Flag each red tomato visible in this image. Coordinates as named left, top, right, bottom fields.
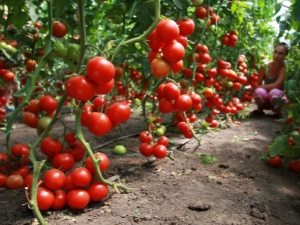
left=139, top=131, right=153, bottom=143
left=288, top=161, right=300, bottom=173
left=63, top=174, right=78, bottom=191
left=0, top=172, right=7, bottom=187
left=10, top=144, right=30, bottom=165
left=22, top=111, right=39, bottom=128
left=87, top=112, right=112, bottom=136
left=157, top=136, right=169, bottom=146
left=28, top=99, right=41, bottom=113
left=39, top=95, right=58, bottom=113
left=269, top=156, right=282, bottom=167
left=92, top=96, right=106, bottom=111
left=146, top=29, right=165, bottom=50
left=12, top=166, right=29, bottom=178
left=151, top=58, right=171, bottom=78
left=52, top=153, right=75, bottom=172
left=107, top=102, right=131, bottom=124
left=85, top=152, right=110, bottom=173
left=37, top=187, right=55, bottom=210
left=65, top=75, right=96, bottom=101
left=155, top=19, right=179, bottom=44
left=71, top=167, right=92, bottom=187
left=86, top=56, right=115, bottom=85
left=6, top=174, right=24, bottom=189
left=52, top=21, right=68, bottom=38
left=65, top=132, right=77, bottom=144
left=87, top=182, right=108, bottom=202
left=67, top=189, right=90, bottom=210
left=159, top=98, right=174, bottom=114
left=40, top=137, right=63, bottom=157
left=139, top=143, right=154, bottom=157
left=163, top=83, right=180, bottom=101
left=24, top=173, right=37, bottom=189
left=65, top=142, right=86, bottom=162
left=194, top=7, right=206, bottom=19
left=51, top=190, right=67, bottom=210
left=171, top=60, right=183, bottom=74
left=162, top=41, right=185, bottom=63
left=177, top=18, right=195, bottom=36
left=94, top=78, right=115, bottom=94
left=177, top=122, right=189, bottom=133
left=152, top=145, right=168, bottom=159
left=174, top=94, right=192, bottom=112
left=4, top=71, right=15, bottom=82
left=43, top=168, right=66, bottom=190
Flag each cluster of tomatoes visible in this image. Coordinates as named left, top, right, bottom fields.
left=194, top=5, right=221, bottom=27
left=139, top=130, right=169, bottom=159
left=0, top=133, right=110, bottom=211
left=79, top=96, right=131, bottom=136
left=147, top=17, right=195, bottom=78
left=22, top=95, right=58, bottom=134
left=0, top=60, right=16, bottom=86
left=221, top=30, right=239, bottom=47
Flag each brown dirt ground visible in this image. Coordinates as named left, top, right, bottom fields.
left=0, top=106, right=300, bottom=225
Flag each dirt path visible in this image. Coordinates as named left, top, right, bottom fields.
left=0, top=108, right=300, bottom=225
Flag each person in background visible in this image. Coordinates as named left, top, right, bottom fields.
left=249, top=42, right=290, bottom=119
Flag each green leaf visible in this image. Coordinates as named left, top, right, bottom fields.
left=275, top=3, right=282, bottom=15
left=294, top=1, right=300, bottom=21
left=26, top=0, right=38, bottom=21
left=269, top=135, right=288, bottom=157
left=290, top=133, right=300, bottom=146
left=284, top=79, right=296, bottom=96
left=172, top=0, right=182, bottom=9
left=7, top=11, right=28, bottom=29
left=13, top=81, right=31, bottom=97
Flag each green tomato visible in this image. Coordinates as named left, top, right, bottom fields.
left=113, top=145, right=127, bottom=155
left=155, top=128, right=165, bottom=137
left=37, top=116, right=53, bottom=131
left=5, top=45, right=17, bottom=54
left=112, top=16, right=123, bottom=25
left=191, top=0, right=203, bottom=6
left=227, top=81, right=233, bottom=88
left=0, top=42, right=8, bottom=49
left=53, top=41, right=68, bottom=58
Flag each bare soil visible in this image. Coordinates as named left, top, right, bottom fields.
left=1, top=106, right=300, bottom=225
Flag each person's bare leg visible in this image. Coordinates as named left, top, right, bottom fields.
left=254, top=97, right=265, bottom=111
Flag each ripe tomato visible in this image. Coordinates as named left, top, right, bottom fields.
left=269, top=156, right=282, bottom=167
left=162, top=41, right=185, bottom=63
left=6, top=174, right=24, bottom=189
left=67, top=189, right=90, bottom=210
left=24, top=173, right=39, bottom=189
left=146, top=29, right=165, bottom=50
left=151, top=58, right=171, bottom=78
left=37, top=187, right=55, bottom=210
left=52, top=153, right=75, bottom=172
left=94, top=78, right=114, bottom=94
left=22, top=111, right=39, bottom=128
left=0, top=153, right=9, bottom=171
left=159, top=98, right=174, bottom=114
left=40, top=137, right=63, bottom=157
left=163, top=82, right=180, bottom=101
left=65, top=76, right=96, bottom=101
left=174, top=94, right=192, bottom=112
left=85, top=152, right=110, bottom=173
left=10, top=144, right=30, bottom=165
left=157, top=136, right=169, bottom=146
left=63, top=173, right=78, bottom=191
left=139, top=131, right=153, bottom=143
left=288, top=161, right=300, bottom=173
left=171, top=60, right=184, bottom=74
left=39, top=95, right=58, bottom=113
left=155, top=19, right=179, bottom=44
left=4, top=71, right=15, bottom=82
left=194, top=6, right=207, bottom=19
left=52, top=21, right=68, bottom=38
left=139, top=143, right=154, bottom=157
left=51, top=190, right=67, bottom=210
left=71, top=167, right=92, bottom=187
left=177, top=122, right=189, bottom=133
left=87, top=112, right=112, bottom=136
left=152, top=145, right=168, bottom=159
left=12, top=166, right=29, bottom=178
left=107, top=102, right=131, bottom=124
left=28, top=99, right=41, bottom=113
left=203, top=88, right=214, bottom=98
left=65, top=142, right=86, bottom=162
left=0, top=172, right=7, bottom=187
left=285, top=117, right=293, bottom=125
left=177, top=18, right=195, bottom=36
left=43, top=168, right=66, bottom=191
left=65, top=132, right=77, bottom=144
left=87, top=182, right=109, bottom=202
left=86, top=56, right=115, bottom=85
